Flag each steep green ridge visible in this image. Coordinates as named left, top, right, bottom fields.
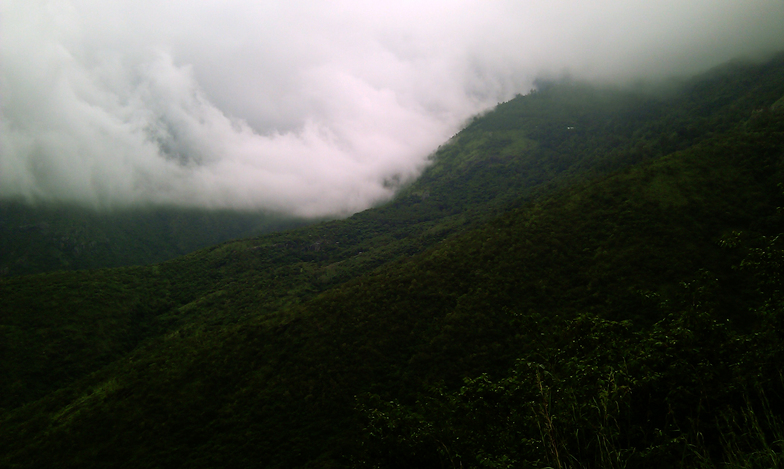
left=400, top=54, right=784, bottom=215
left=1, top=55, right=784, bottom=468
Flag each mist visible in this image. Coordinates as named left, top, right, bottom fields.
left=3, top=1, right=784, bottom=217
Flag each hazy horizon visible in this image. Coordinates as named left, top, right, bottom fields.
left=3, top=0, right=784, bottom=217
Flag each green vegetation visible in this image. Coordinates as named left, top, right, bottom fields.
left=0, top=203, right=306, bottom=276
left=1, top=54, right=784, bottom=468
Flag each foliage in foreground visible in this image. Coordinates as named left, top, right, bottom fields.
left=357, top=278, right=784, bottom=468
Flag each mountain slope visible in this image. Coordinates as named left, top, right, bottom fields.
left=0, top=203, right=306, bottom=277
left=3, top=106, right=782, bottom=468
left=1, top=55, right=784, bottom=468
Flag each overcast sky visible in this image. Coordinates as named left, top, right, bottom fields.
left=2, top=1, right=784, bottom=217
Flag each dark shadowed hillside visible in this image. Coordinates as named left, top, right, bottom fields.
left=0, top=202, right=307, bottom=277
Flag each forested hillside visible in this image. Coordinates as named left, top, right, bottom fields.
left=1, top=54, right=784, bottom=468
left=0, top=202, right=305, bottom=276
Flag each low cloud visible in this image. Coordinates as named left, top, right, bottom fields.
left=3, top=0, right=784, bottom=217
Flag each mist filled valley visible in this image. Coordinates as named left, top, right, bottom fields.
left=4, top=2, right=784, bottom=468
left=2, top=53, right=784, bottom=467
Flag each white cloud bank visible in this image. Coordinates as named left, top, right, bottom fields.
left=2, top=0, right=784, bottom=216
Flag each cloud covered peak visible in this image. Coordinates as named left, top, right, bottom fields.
left=3, top=0, right=784, bottom=217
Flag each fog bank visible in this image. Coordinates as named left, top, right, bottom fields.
left=3, top=1, right=783, bottom=216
